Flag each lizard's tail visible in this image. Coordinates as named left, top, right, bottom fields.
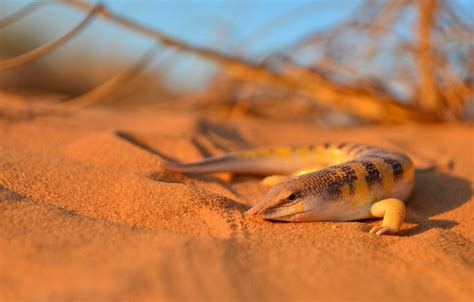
left=161, top=154, right=242, bottom=174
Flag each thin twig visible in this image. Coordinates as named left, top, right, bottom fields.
left=435, top=54, right=473, bottom=117
left=61, top=43, right=161, bottom=110
left=366, top=0, right=407, bottom=34
left=0, top=1, right=51, bottom=28
left=234, top=1, right=360, bottom=55
left=0, top=4, right=100, bottom=71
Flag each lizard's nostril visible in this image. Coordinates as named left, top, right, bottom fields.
left=246, top=205, right=260, bottom=216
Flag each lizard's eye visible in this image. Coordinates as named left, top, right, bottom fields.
left=288, top=193, right=298, bottom=201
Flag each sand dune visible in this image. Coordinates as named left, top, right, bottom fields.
left=0, top=94, right=472, bottom=301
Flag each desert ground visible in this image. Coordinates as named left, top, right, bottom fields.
left=0, top=92, right=473, bottom=301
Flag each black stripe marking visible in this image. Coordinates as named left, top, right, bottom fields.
left=354, top=145, right=374, bottom=157
left=383, top=158, right=404, bottom=181
left=347, top=144, right=362, bottom=155
left=339, top=165, right=358, bottom=196
left=360, top=160, right=382, bottom=187
left=309, top=165, right=358, bottom=198
left=337, top=142, right=348, bottom=149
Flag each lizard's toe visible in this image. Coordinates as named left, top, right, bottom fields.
left=369, top=226, right=396, bottom=235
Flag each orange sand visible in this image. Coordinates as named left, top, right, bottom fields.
left=0, top=93, right=473, bottom=301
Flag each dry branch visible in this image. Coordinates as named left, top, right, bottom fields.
left=61, top=0, right=434, bottom=123
left=416, top=0, right=442, bottom=114
left=2, top=0, right=469, bottom=123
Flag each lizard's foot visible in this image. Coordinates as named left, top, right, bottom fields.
left=370, top=198, right=406, bottom=235
left=369, top=226, right=396, bottom=235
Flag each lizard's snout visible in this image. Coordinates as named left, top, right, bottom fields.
left=246, top=197, right=305, bottom=221
left=246, top=201, right=267, bottom=216
left=246, top=179, right=306, bottom=221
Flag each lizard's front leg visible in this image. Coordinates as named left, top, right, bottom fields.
left=369, top=198, right=406, bottom=235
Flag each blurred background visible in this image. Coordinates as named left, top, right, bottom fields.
left=0, top=0, right=473, bottom=126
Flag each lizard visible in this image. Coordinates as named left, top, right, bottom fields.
left=161, top=142, right=415, bottom=235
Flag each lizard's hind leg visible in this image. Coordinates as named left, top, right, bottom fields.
left=369, top=198, right=406, bottom=235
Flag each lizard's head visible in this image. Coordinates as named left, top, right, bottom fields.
left=247, top=175, right=321, bottom=222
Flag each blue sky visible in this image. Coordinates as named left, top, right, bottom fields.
left=1, top=0, right=361, bottom=90
left=104, top=0, right=360, bottom=54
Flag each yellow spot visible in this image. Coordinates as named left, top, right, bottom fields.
left=314, top=146, right=325, bottom=161
left=275, top=147, right=292, bottom=158
left=340, top=184, right=351, bottom=200
left=298, top=146, right=309, bottom=157
left=259, top=148, right=271, bottom=158
left=330, top=148, right=347, bottom=165
left=312, top=145, right=348, bottom=167
left=243, top=150, right=259, bottom=159
left=353, top=178, right=370, bottom=207
left=261, top=175, right=287, bottom=186
left=349, top=162, right=370, bottom=207
left=293, top=202, right=304, bottom=213
left=292, top=165, right=323, bottom=176
left=330, top=148, right=342, bottom=157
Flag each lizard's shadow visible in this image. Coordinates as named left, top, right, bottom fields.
left=400, top=170, right=471, bottom=236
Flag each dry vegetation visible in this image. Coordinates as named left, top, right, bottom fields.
left=0, top=0, right=472, bottom=125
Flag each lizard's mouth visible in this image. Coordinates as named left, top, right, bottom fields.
left=247, top=200, right=305, bottom=221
